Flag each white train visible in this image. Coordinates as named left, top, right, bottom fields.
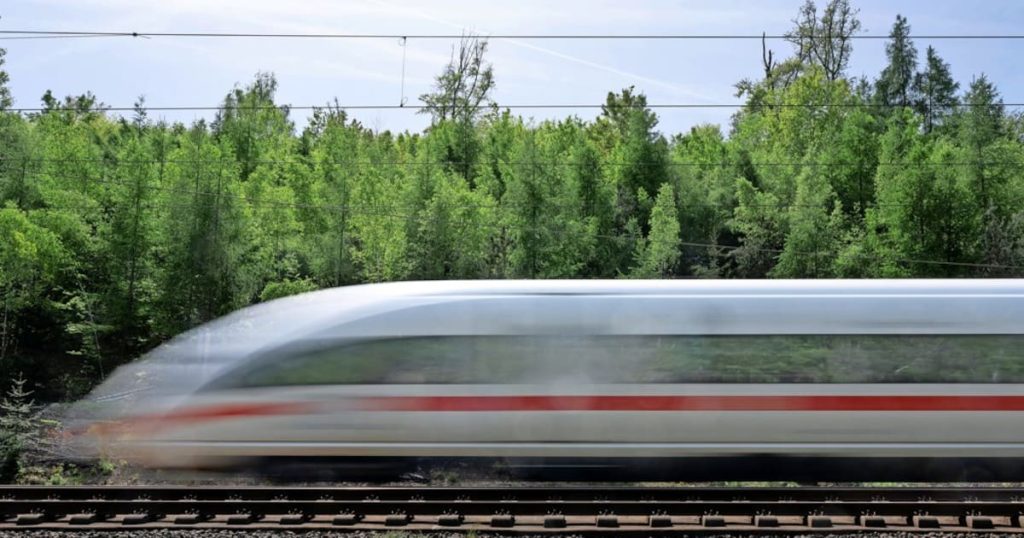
left=73, top=279, right=1024, bottom=481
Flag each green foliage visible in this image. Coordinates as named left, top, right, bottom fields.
left=413, top=171, right=495, bottom=279
left=630, top=183, right=681, bottom=278
left=212, top=72, right=294, bottom=180
left=2, top=3, right=1024, bottom=404
left=502, top=123, right=598, bottom=278
left=0, top=203, right=67, bottom=368
left=0, top=375, right=35, bottom=482
left=601, top=87, right=670, bottom=224
left=260, top=278, right=318, bottom=302
left=771, top=164, right=843, bottom=278
left=0, top=48, right=12, bottom=111
left=153, top=127, right=250, bottom=336
left=419, top=34, right=495, bottom=125
left=912, top=46, right=959, bottom=133
left=785, top=0, right=861, bottom=81
left=729, top=178, right=785, bottom=277
left=875, top=14, right=917, bottom=108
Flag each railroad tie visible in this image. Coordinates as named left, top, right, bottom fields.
left=437, top=513, right=463, bottom=526
left=332, top=513, right=360, bottom=526
left=385, top=513, right=411, bottom=526
left=859, top=515, right=887, bottom=528
left=913, top=515, right=942, bottom=528
left=226, top=512, right=263, bottom=525
left=122, top=512, right=161, bottom=525
left=279, top=512, right=313, bottom=525
left=69, top=512, right=107, bottom=525
left=15, top=513, right=49, bottom=526
left=173, top=513, right=212, bottom=524
left=964, top=515, right=995, bottom=529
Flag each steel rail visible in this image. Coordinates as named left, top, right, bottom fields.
left=2, top=485, right=1024, bottom=532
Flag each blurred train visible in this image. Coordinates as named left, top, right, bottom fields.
left=70, top=279, right=1024, bottom=481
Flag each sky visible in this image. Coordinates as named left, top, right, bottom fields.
left=2, top=0, right=1023, bottom=136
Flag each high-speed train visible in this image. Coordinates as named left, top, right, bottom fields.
left=72, top=279, right=1024, bottom=481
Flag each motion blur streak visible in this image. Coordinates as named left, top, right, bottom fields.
left=113, top=394, right=1024, bottom=435
left=354, top=394, right=1024, bottom=412
left=121, top=401, right=316, bottom=432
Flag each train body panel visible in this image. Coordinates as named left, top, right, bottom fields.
left=71, top=280, right=1024, bottom=480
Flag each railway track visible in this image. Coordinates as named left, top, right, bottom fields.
left=3, top=485, right=1024, bottom=533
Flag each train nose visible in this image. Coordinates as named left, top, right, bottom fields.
left=61, top=421, right=113, bottom=462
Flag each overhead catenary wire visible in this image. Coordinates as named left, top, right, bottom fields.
left=6, top=102, right=1020, bottom=112
left=0, top=34, right=132, bottom=41
left=3, top=29, right=1024, bottom=40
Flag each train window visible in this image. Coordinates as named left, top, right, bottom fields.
left=215, top=334, right=1024, bottom=388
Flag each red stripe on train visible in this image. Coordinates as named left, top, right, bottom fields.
left=102, top=395, right=1024, bottom=434
left=102, top=401, right=315, bottom=434
left=355, top=395, right=1024, bottom=412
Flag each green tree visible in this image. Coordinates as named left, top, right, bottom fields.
left=959, top=75, right=1005, bottom=207
left=0, top=113, right=35, bottom=209
left=599, top=88, right=670, bottom=231
left=98, top=134, right=157, bottom=357
left=418, top=33, right=495, bottom=182
left=0, top=204, right=66, bottom=364
left=785, top=0, right=861, bottom=81
left=630, top=183, right=681, bottom=278
left=419, top=34, right=495, bottom=124
left=347, top=133, right=410, bottom=282
left=304, top=107, right=360, bottom=287
left=771, top=164, right=843, bottom=278
left=979, top=208, right=1024, bottom=277
left=0, top=48, right=13, bottom=110
left=475, top=111, right=521, bottom=201
left=153, top=126, right=248, bottom=336
left=212, top=72, right=294, bottom=180
left=729, top=178, right=786, bottom=277
left=671, top=125, right=736, bottom=272
left=0, top=375, right=35, bottom=482
left=568, top=130, right=615, bottom=276
left=874, top=15, right=917, bottom=109
left=912, top=46, right=959, bottom=133
left=827, top=108, right=880, bottom=216
left=414, top=171, right=495, bottom=279
left=502, top=123, right=596, bottom=278
left=875, top=112, right=978, bottom=275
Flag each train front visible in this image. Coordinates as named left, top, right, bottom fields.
left=62, top=286, right=380, bottom=471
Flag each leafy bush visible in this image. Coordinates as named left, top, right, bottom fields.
left=259, top=278, right=318, bottom=302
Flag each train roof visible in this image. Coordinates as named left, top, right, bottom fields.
left=286, top=279, right=1024, bottom=298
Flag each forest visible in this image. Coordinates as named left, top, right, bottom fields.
left=1, top=0, right=1024, bottom=404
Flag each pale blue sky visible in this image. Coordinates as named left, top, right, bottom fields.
left=2, top=0, right=1023, bottom=135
